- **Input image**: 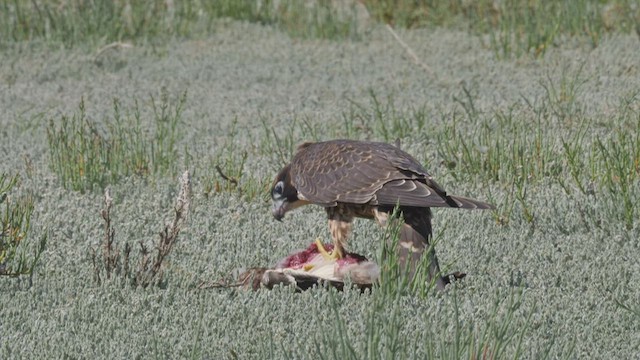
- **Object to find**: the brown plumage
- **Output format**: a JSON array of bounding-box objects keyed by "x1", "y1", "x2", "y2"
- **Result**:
[{"x1": 271, "y1": 139, "x2": 493, "y2": 290}]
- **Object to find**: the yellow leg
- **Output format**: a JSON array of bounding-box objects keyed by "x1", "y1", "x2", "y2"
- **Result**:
[
  {"x1": 315, "y1": 238, "x2": 343, "y2": 261},
  {"x1": 326, "y1": 216, "x2": 350, "y2": 260}
]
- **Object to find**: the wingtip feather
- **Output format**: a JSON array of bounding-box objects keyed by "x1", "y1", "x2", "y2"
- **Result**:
[{"x1": 449, "y1": 195, "x2": 495, "y2": 210}]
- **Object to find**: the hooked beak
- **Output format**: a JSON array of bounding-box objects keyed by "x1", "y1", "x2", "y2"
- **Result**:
[{"x1": 272, "y1": 199, "x2": 286, "y2": 221}]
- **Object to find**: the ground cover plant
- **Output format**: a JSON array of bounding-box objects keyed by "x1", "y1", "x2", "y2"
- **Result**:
[
  {"x1": 46, "y1": 91, "x2": 186, "y2": 192},
  {"x1": 0, "y1": 1, "x2": 639, "y2": 359},
  {"x1": 1, "y1": 0, "x2": 638, "y2": 56},
  {"x1": 0, "y1": 173, "x2": 46, "y2": 279}
]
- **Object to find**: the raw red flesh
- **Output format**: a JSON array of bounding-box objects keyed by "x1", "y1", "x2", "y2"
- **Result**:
[{"x1": 278, "y1": 242, "x2": 368, "y2": 269}]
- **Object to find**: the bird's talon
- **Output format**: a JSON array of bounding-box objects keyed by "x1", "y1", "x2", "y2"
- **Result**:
[
  {"x1": 315, "y1": 238, "x2": 342, "y2": 261},
  {"x1": 315, "y1": 238, "x2": 331, "y2": 258}
]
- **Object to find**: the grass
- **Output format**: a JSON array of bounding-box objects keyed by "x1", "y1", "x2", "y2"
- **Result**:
[
  {"x1": 595, "y1": 129, "x2": 639, "y2": 230},
  {"x1": 0, "y1": 3, "x2": 638, "y2": 359},
  {"x1": 1, "y1": 0, "x2": 638, "y2": 58},
  {"x1": 433, "y1": 76, "x2": 638, "y2": 227},
  {"x1": 309, "y1": 242, "x2": 551, "y2": 359},
  {"x1": 346, "y1": 91, "x2": 428, "y2": 143},
  {"x1": 46, "y1": 90, "x2": 186, "y2": 192},
  {"x1": 212, "y1": 81, "x2": 638, "y2": 231},
  {"x1": 0, "y1": 0, "x2": 363, "y2": 48},
  {"x1": 0, "y1": 174, "x2": 46, "y2": 279},
  {"x1": 202, "y1": 118, "x2": 272, "y2": 201},
  {"x1": 372, "y1": 206, "x2": 449, "y2": 298},
  {"x1": 250, "y1": 82, "x2": 638, "y2": 228},
  {"x1": 364, "y1": 0, "x2": 640, "y2": 59},
  {"x1": 302, "y1": 234, "x2": 545, "y2": 360}
]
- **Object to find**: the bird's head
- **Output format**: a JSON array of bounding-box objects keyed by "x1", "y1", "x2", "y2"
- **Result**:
[{"x1": 271, "y1": 164, "x2": 305, "y2": 221}]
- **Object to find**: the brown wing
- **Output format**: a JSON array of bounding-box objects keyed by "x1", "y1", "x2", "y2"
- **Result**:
[
  {"x1": 289, "y1": 140, "x2": 493, "y2": 209},
  {"x1": 289, "y1": 140, "x2": 413, "y2": 206},
  {"x1": 373, "y1": 179, "x2": 495, "y2": 209}
]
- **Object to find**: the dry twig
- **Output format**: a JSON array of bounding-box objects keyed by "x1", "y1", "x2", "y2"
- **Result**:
[
  {"x1": 215, "y1": 165, "x2": 239, "y2": 187},
  {"x1": 198, "y1": 267, "x2": 268, "y2": 291}
]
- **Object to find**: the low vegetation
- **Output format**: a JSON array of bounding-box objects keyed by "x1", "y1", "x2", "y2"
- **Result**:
[
  {"x1": 1, "y1": 0, "x2": 638, "y2": 58},
  {"x1": 47, "y1": 90, "x2": 186, "y2": 192},
  {"x1": 0, "y1": 1, "x2": 637, "y2": 358},
  {"x1": 92, "y1": 171, "x2": 191, "y2": 288},
  {"x1": 0, "y1": 174, "x2": 46, "y2": 279}
]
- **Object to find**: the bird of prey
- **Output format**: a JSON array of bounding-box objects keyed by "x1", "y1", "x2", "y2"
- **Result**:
[{"x1": 271, "y1": 139, "x2": 493, "y2": 290}]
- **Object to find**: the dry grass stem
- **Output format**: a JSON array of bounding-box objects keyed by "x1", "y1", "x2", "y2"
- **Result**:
[
  {"x1": 136, "y1": 170, "x2": 191, "y2": 287},
  {"x1": 93, "y1": 171, "x2": 191, "y2": 287},
  {"x1": 93, "y1": 42, "x2": 134, "y2": 62},
  {"x1": 385, "y1": 24, "x2": 435, "y2": 78},
  {"x1": 93, "y1": 187, "x2": 130, "y2": 284},
  {"x1": 101, "y1": 189, "x2": 118, "y2": 279}
]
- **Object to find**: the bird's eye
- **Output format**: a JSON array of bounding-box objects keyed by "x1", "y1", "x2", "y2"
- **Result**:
[{"x1": 273, "y1": 181, "x2": 284, "y2": 196}]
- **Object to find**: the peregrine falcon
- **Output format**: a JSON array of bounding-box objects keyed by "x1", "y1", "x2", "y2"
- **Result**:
[{"x1": 270, "y1": 139, "x2": 493, "y2": 290}]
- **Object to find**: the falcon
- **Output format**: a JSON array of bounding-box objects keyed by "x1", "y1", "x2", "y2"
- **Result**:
[{"x1": 270, "y1": 139, "x2": 493, "y2": 290}]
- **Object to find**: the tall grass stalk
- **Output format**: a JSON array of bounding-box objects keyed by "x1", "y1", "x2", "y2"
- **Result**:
[{"x1": 595, "y1": 130, "x2": 638, "y2": 230}]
